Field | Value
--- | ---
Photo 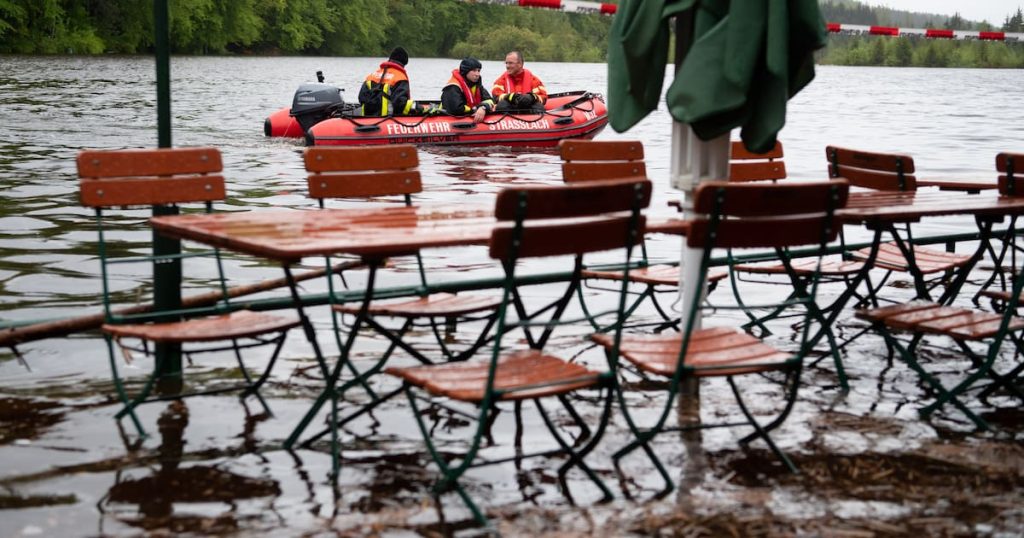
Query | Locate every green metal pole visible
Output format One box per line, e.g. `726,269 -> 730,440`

153,0 -> 182,390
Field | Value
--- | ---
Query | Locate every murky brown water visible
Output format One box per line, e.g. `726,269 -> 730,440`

1,56 -> 1023,536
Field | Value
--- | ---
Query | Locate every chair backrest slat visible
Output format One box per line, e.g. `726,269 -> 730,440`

77,148 -> 226,207
997,152 -> 1023,196
826,145 -> 917,191
559,139 -> 647,183
559,139 -> 644,162
309,171 -> 422,198
305,145 -> 418,173
304,145 -> 422,200
494,179 -> 651,220
562,161 -> 647,183
689,181 -> 849,249
490,180 -> 651,259
77,147 -> 222,178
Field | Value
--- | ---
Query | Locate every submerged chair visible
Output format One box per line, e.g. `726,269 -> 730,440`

559,139 -> 725,331
385,179 -> 651,526
299,145 -> 502,437
976,152 -> 1024,309
826,146 -> 973,303
856,258 -> 1024,429
592,180 -> 849,495
78,147 -> 300,438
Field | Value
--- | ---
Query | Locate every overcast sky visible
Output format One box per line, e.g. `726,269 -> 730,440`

865,1 -> 1023,26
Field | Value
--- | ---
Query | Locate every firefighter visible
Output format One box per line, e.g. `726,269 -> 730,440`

492,51 -> 547,113
440,57 -> 495,123
358,47 -> 420,116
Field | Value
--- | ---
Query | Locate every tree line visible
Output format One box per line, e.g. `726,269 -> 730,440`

0,0 -> 610,61
0,0 -> 1021,69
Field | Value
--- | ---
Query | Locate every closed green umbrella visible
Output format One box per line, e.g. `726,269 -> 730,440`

608,0 -> 826,153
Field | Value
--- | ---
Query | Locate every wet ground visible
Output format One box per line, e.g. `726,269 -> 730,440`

2,271 -> 1023,537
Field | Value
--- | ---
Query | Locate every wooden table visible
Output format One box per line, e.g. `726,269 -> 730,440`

836,190 -> 1024,304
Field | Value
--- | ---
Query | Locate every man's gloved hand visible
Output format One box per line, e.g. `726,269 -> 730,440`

423,104 -> 443,116
512,93 -> 536,108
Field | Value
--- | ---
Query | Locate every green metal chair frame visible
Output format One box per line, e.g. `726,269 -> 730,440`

287,145 -> 502,454
78,147 -> 300,439
593,180 -> 850,496
976,153 -> 1024,309
559,139 -> 725,332
384,179 -> 651,527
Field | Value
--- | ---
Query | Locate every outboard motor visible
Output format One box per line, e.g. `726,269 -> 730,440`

289,83 -> 344,133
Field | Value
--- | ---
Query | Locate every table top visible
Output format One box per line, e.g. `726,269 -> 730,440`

916,177 -> 997,193
151,205 -> 496,262
839,190 -> 1024,223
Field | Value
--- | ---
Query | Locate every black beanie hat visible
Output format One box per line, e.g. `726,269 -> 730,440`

388,47 -> 409,66
459,57 -> 482,77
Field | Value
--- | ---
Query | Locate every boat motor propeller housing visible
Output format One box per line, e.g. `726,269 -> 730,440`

290,83 -> 344,133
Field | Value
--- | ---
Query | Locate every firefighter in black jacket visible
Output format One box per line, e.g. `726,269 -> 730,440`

440,57 -> 494,123
358,47 -> 420,116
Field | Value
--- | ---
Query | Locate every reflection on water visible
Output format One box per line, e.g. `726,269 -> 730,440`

1,56 -> 1024,535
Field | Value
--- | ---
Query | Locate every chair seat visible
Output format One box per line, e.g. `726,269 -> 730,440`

102,310 -> 300,343
851,242 -> 971,274
856,300 -> 1024,340
734,257 -> 866,277
592,326 -> 795,377
978,289 -> 1024,304
581,264 -> 728,286
333,292 -> 501,317
385,350 -> 604,402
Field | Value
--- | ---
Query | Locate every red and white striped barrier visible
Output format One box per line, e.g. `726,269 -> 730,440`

826,23 -> 1022,42
470,1 -> 1024,42
470,0 -> 617,15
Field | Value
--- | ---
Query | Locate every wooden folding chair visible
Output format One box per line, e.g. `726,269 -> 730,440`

302,145 -> 502,432
726,142 -> 862,389
976,152 -> 1024,309
827,146 -> 973,303
385,179 -> 651,527
559,139 -> 725,331
78,147 -> 300,438
856,267 -> 1024,430
592,180 -> 850,495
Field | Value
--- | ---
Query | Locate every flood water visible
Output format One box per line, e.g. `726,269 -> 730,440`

1,56 -> 1023,536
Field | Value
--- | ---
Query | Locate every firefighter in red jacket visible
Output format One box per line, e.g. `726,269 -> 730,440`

440,57 -> 495,123
358,47 -> 421,116
491,51 -> 548,113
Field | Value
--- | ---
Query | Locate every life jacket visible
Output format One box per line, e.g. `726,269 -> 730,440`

492,68 -> 547,103
444,69 -> 482,109
361,61 -> 412,116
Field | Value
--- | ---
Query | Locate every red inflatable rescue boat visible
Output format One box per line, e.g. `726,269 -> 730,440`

264,91 -> 607,148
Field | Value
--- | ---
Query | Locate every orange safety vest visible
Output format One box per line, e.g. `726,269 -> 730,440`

362,61 -> 414,116
492,68 -> 547,103
445,69 -> 482,109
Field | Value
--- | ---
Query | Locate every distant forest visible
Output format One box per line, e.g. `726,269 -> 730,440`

0,0 -> 1021,68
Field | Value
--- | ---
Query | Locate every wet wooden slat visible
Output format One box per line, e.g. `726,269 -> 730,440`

729,161 -> 786,182
559,139 -> 644,162
304,145 -> 418,173
308,170 -> 421,198
561,161 -> 646,182
581,265 -> 727,286
333,293 -> 502,317
102,310 -> 300,343
77,147 -> 222,178
81,175 -> 226,207
592,327 -> 794,377
851,242 -> 971,274
731,140 -> 784,160
386,350 -> 602,402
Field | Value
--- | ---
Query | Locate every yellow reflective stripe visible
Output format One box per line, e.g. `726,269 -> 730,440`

403,100 -> 415,114
381,83 -> 390,116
